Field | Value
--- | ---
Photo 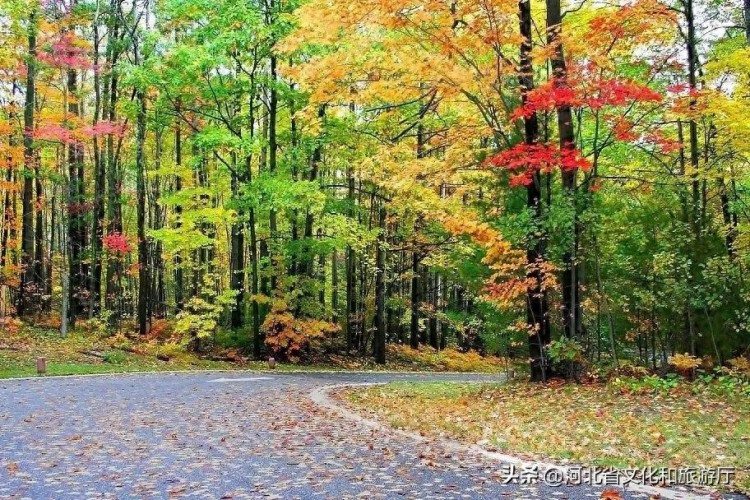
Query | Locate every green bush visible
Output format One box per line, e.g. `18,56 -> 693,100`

102,350 -> 128,365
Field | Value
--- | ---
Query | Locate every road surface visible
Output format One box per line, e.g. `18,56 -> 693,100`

0,371 -> 726,499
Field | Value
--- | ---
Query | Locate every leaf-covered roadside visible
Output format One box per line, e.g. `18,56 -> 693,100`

0,325 -> 508,378
342,380 -> 750,493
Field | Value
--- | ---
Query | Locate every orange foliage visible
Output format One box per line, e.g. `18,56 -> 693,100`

263,307 -> 340,362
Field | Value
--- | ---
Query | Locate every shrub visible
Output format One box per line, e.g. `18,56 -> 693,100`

668,353 -> 701,377
107,333 -> 135,352
0,317 -> 22,335
385,344 -> 507,372
612,360 -> 650,379
611,374 -> 680,394
263,306 -> 340,362
102,350 -> 127,365
547,337 -> 584,364
728,356 -> 750,375
77,317 -> 110,337
174,276 -> 237,349
147,319 -> 176,342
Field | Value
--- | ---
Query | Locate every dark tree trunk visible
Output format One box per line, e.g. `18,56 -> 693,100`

410,250 -> 420,349
90,17 -> 105,316
268,55 -> 278,293
150,130 -> 166,318
67,65 -> 86,324
546,0 -> 581,340
34,158 -> 44,305
428,273 -> 438,349
331,247 -> 339,322
374,205 -> 387,364
683,0 -> 701,354
17,8 -> 37,317
173,108 -> 184,312
249,202 -> 262,357
345,166 -> 356,349
1,152 -> 14,269
520,0 -> 551,381
230,153 -> 245,329
105,2 -> 123,314
136,87 -> 149,336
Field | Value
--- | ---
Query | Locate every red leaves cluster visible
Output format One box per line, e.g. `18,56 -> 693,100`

83,121 -> 127,137
488,143 -> 591,188
102,232 -> 131,255
34,121 -> 126,144
513,78 -> 661,120
38,32 -> 92,70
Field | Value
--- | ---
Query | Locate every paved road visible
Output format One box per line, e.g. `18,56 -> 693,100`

0,372 -> 727,499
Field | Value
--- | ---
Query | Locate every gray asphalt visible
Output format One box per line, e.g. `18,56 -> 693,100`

0,371 -> 735,499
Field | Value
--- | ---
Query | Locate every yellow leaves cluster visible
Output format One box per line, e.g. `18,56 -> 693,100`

386,344 -> 507,372
668,353 -> 701,374
728,357 -> 750,375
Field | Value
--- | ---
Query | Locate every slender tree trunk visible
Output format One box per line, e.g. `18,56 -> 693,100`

105,2 -> 123,315
67,64 -> 85,324
374,205 -> 387,364
34,158 -> 44,306
331,247 -> 338,322
1,160 -> 14,269
230,153 -> 245,329
268,55 -> 278,293
173,107 -> 184,312
546,0 -> 581,340
410,250 -> 420,349
249,200 -> 262,357
684,0 -> 701,354
135,79 -> 149,335
17,8 -> 37,317
520,0 -> 551,381
90,16 -> 105,316
345,165 -> 356,349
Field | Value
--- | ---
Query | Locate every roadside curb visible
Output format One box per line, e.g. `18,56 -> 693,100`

309,382 -> 717,500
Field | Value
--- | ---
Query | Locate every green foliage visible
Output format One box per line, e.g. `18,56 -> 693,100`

174,274 -> 238,344
102,350 -> 128,365
547,337 -> 585,364
611,374 -> 681,394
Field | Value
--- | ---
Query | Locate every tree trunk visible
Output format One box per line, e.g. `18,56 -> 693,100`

230,153 -> 245,329
173,106 -> 184,312
345,166 -> 356,349
410,250 -> 420,349
374,205 -> 387,364
135,84 -> 149,335
520,0 -> 551,381
268,54 -> 278,293
90,16 -> 105,316
546,0 -> 581,340
67,65 -> 85,324
17,8 -> 37,317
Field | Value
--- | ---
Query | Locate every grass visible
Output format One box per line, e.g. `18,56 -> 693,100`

342,379 -> 750,493
0,324 -> 509,378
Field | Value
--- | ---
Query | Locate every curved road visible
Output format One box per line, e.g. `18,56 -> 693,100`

0,372 -> 720,499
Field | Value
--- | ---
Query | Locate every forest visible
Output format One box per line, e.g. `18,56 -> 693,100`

0,0 -> 749,381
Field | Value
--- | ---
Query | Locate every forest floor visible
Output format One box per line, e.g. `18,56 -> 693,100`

341,380 -> 750,494
0,322 -> 509,378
